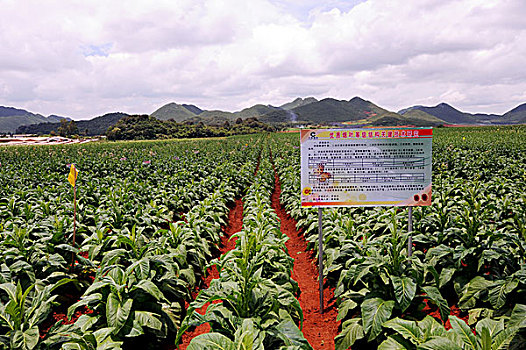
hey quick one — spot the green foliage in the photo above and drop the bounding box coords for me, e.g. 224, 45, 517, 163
178, 158, 311, 349
106, 115, 274, 140
0, 135, 262, 348
58, 119, 79, 137
273, 127, 526, 347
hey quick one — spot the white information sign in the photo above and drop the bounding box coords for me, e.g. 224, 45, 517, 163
300, 128, 433, 207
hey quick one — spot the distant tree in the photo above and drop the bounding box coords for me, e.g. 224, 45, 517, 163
106, 127, 121, 140
57, 119, 68, 137
235, 117, 243, 124
58, 120, 78, 137
105, 114, 272, 140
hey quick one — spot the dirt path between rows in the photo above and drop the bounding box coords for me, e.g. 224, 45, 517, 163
178, 154, 260, 349
178, 198, 243, 349
271, 173, 340, 350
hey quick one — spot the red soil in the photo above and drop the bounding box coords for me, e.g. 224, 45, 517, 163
178, 198, 243, 349
271, 173, 340, 350
421, 298, 470, 330
39, 306, 94, 339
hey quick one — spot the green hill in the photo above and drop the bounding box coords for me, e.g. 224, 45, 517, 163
260, 96, 390, 124
501, 103, 526, 124
369, 113, 443, 127
0, 106, 70, 133
150, 103, 198, 121
166, 104, 279, 126
298, 96, 389, 122
279, 97, 318, 110
16, 113, 128, 136
399, 103, 481, 124
236, 104, 278, 119
399, 109, 447, 124
398, 102, 526, 125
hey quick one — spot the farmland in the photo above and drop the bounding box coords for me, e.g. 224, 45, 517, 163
0, 126, 525, 349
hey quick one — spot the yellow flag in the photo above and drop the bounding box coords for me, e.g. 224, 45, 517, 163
68, 164, 78, 187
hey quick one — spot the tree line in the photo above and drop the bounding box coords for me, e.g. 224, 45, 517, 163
106, 115, 276, 140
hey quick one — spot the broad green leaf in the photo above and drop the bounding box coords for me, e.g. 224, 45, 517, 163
378, 336, 409, 350
93, 327, 120, 346
106, 293, 133, 333
361, 298, 395, 341
487, 279, 518, 309
234, 319, 263, 350
107, 267, 126, 286
334, 318, 364, 350
419, 316, 447, 339
134, 311, 162, 331
49, 278, 75, 293
479, 327, 492, 350
391, 276, 417, 312
187, 332, 235, 350
422, 286, 450, 322
126, 318, 145, 337
127, 258, 150, 280
133, 279, 166, 301
101, 249, 127, 267
354, 265, 371, 285
74, 314, 100, 332
492, 326, 519, 350
468, 308, 494, 325
439, 267, 456, 288
383, 317, 422, 343
448, 316, 477, 349
509, 304, 526, 328
475, 318, 504, 338
275, 319, 312, 349
12, 326, 39, 350
0, 282, 17, 302
459, 276, 494, 309
418, 337, 463, 350
84, 281, 107, 295
337, 298, 358, 321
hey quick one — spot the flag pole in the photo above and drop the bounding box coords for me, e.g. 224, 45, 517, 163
318, 207, 324, 313
68, 164, 79, 269
73, 184, 77, 246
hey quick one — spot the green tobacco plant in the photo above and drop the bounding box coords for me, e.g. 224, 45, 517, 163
65, 263, 174, 345
0, 278, 72, 350
178, 159, 311, 349
334, 211, 451, 347
380, 316, 518, 350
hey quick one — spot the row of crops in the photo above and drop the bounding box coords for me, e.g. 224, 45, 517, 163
273, 126, 526, 349
0, 137, 263, 349
0, 126, 525, 349
177, 155, 312, 349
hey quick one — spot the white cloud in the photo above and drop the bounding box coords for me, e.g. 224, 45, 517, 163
0, 0, 525, 118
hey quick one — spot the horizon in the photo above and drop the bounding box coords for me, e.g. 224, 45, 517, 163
1, 0, 526, 120
2, 95, 525, 121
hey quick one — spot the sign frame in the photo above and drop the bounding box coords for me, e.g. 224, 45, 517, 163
300, 128, 433, 208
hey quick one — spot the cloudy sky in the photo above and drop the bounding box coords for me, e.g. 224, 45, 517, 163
1, 0, 525, 119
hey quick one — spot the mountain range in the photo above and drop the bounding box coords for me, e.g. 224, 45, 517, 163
146, 97, 526, 127
0, 106, 70, 133
16, 112, 129, 136
5, 97, 526, 135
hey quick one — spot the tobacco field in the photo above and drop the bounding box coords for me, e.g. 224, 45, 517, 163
0, 126, 524, 350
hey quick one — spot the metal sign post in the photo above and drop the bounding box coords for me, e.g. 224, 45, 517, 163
300, 128, 433, 312
318, 207, 324, 313
407, 206, 413, 257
